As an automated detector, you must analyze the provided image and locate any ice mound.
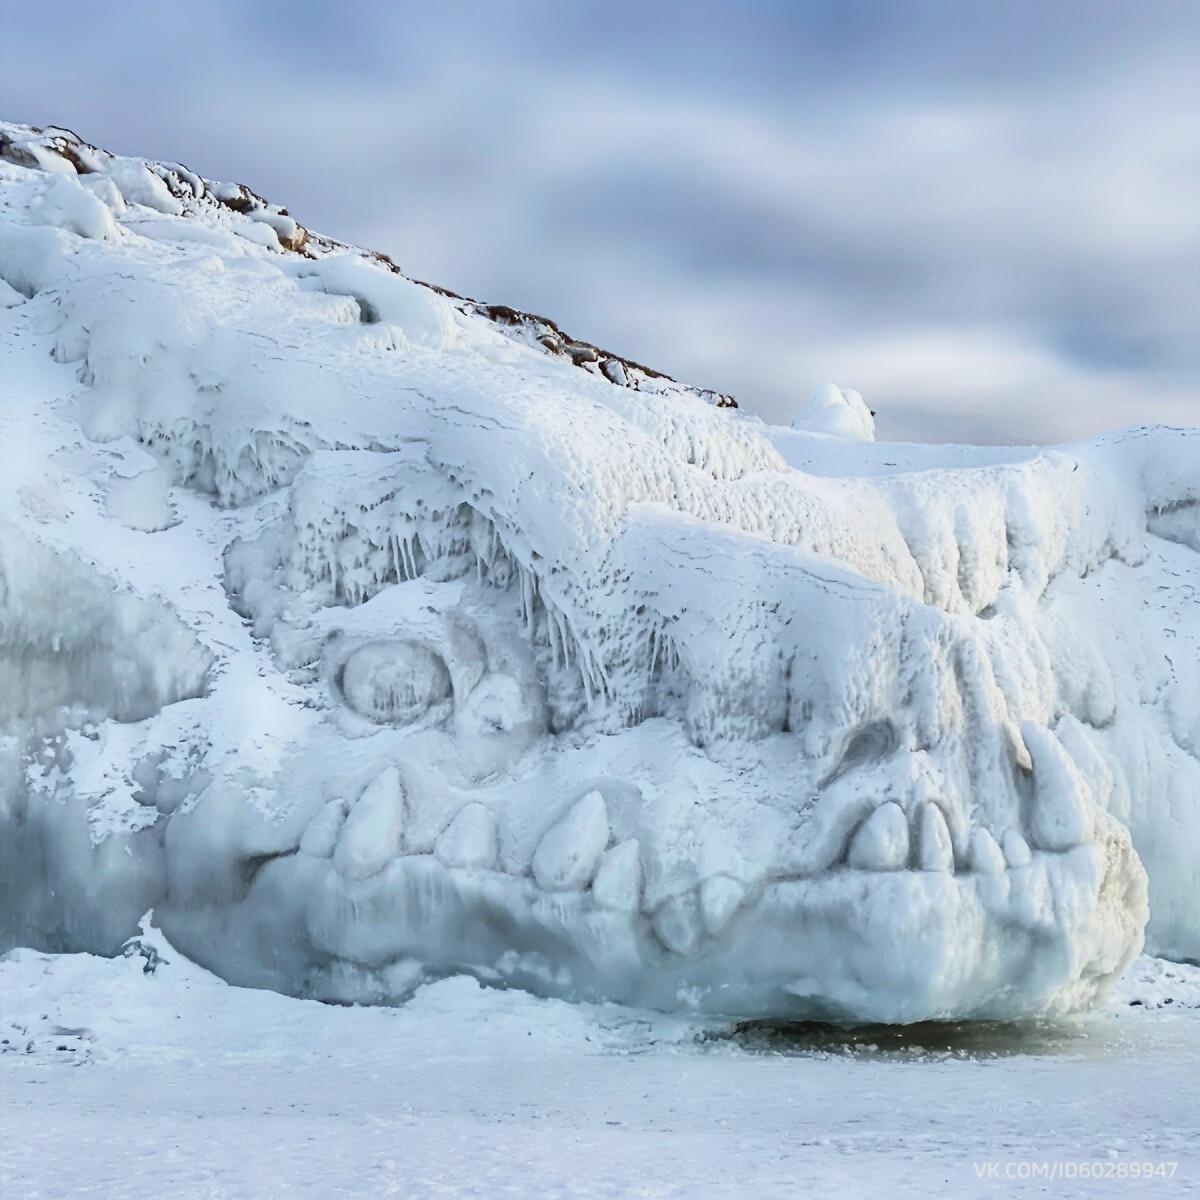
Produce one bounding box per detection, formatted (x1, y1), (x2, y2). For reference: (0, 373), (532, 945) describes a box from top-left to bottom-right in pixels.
(791, 382), (877, 441)
(0, 120), (1197, 1022)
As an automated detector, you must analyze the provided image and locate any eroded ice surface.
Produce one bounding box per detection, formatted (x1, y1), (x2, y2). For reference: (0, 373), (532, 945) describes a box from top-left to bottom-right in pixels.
(0, 121), (1197, 1022)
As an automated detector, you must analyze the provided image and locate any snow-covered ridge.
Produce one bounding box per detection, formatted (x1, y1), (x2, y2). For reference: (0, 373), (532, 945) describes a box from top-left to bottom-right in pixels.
(0, 122), (738, 410)
(0, 119), (1197, 1022)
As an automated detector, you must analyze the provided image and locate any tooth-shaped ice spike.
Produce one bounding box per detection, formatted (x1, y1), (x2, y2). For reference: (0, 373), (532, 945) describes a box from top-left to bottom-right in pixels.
(652, 893), (702, 955)
(1003, 829), (1032, 868)
(333, 767), (405, 880)
(592, 839), (642, 912)
(435, 802), (498, 870)
(1021, 721), (1094, 851)
(700, 875), (746, 935)
(917, 803), (954, 872)
(697, 834), (746, 883)
(969, 827), (1006, 875)
(299, 799), (347, 858)
(846, 801), (909, 870)
(1055, 715), (1115, 808)
(1006, 722), (1033, 772)
(532, 790), (609, 891)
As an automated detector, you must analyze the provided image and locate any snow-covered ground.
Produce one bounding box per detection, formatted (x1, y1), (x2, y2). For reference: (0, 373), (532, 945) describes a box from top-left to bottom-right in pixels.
(2, 926), (1198, 1198)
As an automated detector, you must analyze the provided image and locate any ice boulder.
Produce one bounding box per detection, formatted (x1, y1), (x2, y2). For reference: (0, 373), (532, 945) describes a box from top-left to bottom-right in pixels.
(792, 382), (876, 441)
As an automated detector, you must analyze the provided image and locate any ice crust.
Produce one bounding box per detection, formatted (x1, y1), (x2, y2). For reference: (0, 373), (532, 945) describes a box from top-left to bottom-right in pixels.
(0, 120), (1196, 1022)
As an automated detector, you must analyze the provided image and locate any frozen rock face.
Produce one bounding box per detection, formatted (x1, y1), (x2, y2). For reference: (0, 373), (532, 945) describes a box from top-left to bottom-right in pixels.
(0, 121), (1196, 1022)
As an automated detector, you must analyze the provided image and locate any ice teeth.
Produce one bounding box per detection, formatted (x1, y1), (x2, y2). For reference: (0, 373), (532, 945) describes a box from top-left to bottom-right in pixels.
(652, 893), (702, 955)
(435, 802), (498, 870)
(1007, 723), (1033, 772)
(1002, 829), (1032, 868)
(300, 798), (347, 858)
(334, 766), (405, 880)
(778, 792), (876, 878)
(592, 838), (643, 912)
(700, 876), (746, 936)
(532, 790), (609, 892)
(916, 803), (954, 873)
(968, 827), (1006, 875)
(846, 801), (909, 871)
(1020, 722), (1094, 851)
(1055, 715), (1115, 808)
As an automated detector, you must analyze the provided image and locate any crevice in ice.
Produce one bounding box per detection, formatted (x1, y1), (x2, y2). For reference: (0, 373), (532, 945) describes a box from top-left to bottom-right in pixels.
(1148, 499), (1200, 553)
(822, 720), (898, 788)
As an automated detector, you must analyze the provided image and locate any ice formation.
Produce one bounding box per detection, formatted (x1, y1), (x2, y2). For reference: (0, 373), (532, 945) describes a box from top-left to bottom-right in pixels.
(0, 121), (1196, 1022)
(791, 382), (876, 441)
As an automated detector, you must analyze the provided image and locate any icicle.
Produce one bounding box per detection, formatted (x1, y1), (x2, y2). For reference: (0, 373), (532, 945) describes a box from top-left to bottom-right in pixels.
(527, 569), (539, 636)
(518, 563), (536, 633)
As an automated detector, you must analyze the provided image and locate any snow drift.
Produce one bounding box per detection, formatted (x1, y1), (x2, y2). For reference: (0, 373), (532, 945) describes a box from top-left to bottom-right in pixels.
(0, 121), (1196, 1022)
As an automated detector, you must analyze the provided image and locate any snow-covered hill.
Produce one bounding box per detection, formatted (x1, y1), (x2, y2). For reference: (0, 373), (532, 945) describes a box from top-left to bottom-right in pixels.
(0, 121), (1197, 1022)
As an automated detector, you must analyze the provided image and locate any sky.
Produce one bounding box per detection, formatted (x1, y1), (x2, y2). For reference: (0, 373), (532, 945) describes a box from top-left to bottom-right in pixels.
(3, 1), (1198, 443)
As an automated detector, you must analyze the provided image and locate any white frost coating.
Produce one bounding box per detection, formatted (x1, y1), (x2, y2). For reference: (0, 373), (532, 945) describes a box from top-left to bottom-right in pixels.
(106, 465), (176, 532)
(0, 120), (1195, 1022)
(235, 220), (281, 250)
(1023, 722), (1094, 851)
(341, 640), (453, 724)
(105, 158), (183, 215)
(300, 799), (348, 858)
(847, 802), (910, 870)
(969, 828), (1007, 876)
(31, 173), (118, 241)
(592, 839), (643, 912)
(80, 174), (127, 215)
(291, 254), (461, 350)
(791, 382), (876, 441)
(250, 208), (298, 243)
(1002, 830), (1032, 869)
(435, 803), (498, 870)
(652, 895), (704, 956)
(917, 804), (954, 873)
(334, 769), (406, 880)
(532, 791), (610, 891)
(700, 876), (747, 935)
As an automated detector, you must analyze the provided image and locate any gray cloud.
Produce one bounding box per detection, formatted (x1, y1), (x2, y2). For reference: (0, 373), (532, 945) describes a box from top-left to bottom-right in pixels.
(3, 0), (1197, 442)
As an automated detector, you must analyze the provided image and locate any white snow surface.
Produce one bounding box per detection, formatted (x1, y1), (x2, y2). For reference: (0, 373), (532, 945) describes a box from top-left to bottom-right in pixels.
(2, 925), (1199, 1198)
(0, 120), (1198, 1025)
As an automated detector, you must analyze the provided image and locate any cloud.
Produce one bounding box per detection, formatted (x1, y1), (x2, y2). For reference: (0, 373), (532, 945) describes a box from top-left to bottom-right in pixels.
(2, 0), (1197, 443)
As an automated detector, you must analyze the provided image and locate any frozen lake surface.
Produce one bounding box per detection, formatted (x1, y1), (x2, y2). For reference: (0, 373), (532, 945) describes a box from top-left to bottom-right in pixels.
(3, 933), (1198, 1198)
